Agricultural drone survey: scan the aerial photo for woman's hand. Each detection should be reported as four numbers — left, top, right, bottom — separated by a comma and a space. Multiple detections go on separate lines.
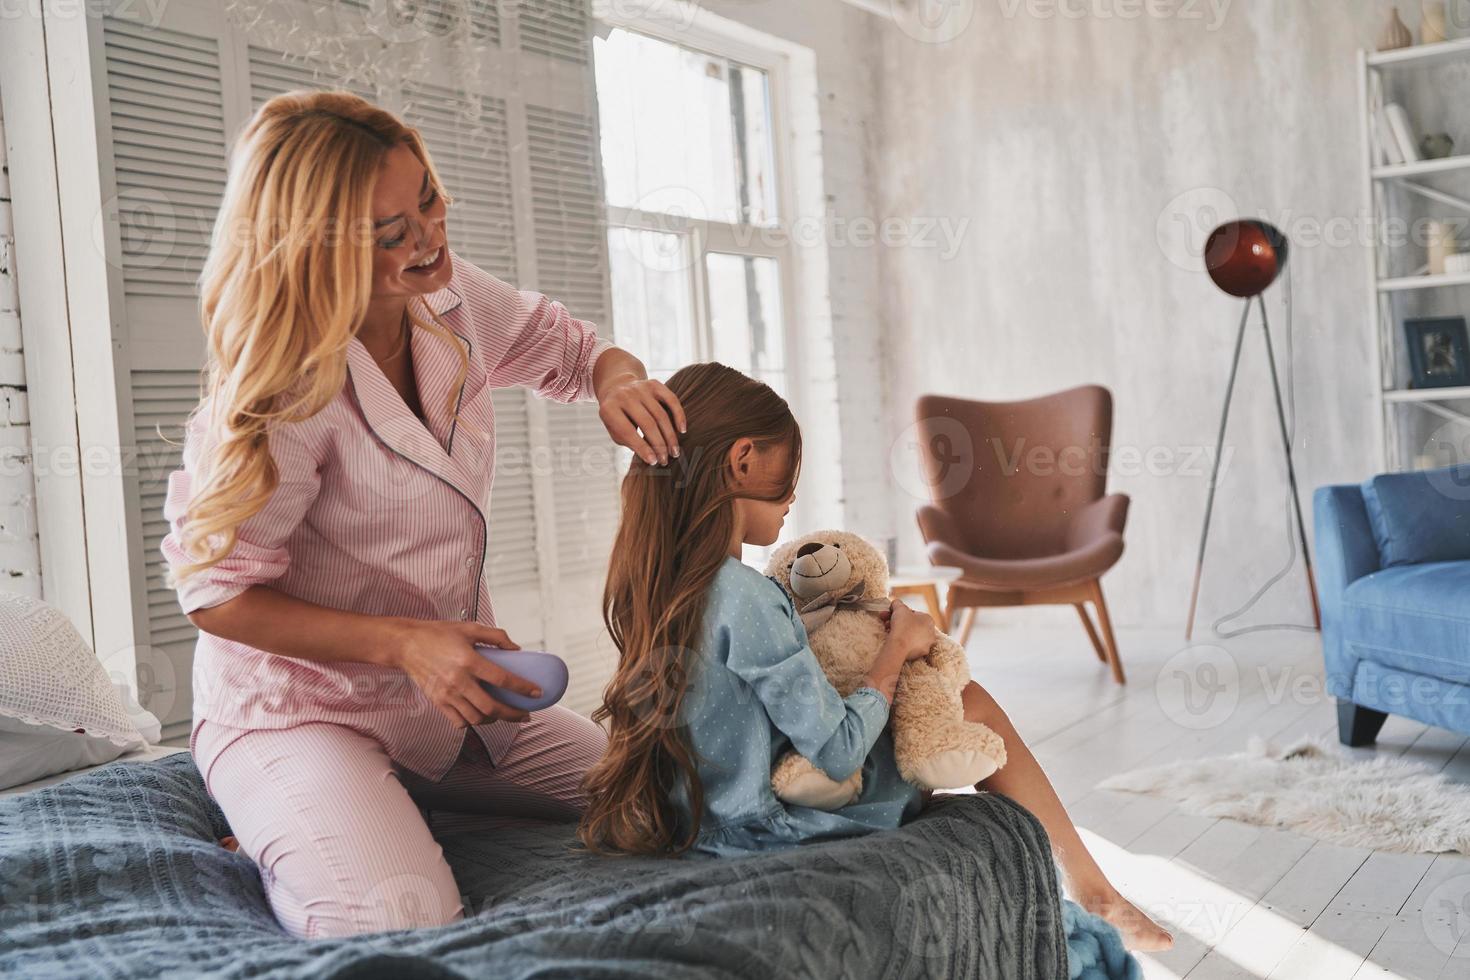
598, 376, 686, 466
387, 620, 542, 727
887, 600, 938, 661
596, 374, 687, 467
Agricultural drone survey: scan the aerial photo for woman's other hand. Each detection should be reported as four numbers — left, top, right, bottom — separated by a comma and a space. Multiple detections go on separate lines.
388, 620, 541, 727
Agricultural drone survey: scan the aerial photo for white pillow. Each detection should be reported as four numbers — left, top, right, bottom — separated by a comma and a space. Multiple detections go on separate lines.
0, 591, 161, 790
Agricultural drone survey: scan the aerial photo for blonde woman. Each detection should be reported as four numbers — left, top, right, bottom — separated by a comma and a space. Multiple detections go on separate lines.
160, 91, 684, 939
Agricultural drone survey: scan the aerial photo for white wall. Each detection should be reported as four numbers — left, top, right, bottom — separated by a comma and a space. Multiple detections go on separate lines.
0, 92, 42, 598
872, 0, 1403, 627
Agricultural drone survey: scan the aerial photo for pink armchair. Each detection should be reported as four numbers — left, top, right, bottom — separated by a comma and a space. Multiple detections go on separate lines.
914, 386, 1130, 683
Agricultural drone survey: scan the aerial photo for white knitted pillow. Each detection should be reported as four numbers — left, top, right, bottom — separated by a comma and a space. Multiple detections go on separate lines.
0, 591, 160, 789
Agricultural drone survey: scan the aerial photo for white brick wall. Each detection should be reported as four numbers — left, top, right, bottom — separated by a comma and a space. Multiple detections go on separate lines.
0, 92, 43, 597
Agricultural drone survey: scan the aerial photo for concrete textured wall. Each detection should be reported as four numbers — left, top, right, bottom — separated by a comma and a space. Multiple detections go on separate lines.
871, 0, 1408, 627
0, 91, 42, 598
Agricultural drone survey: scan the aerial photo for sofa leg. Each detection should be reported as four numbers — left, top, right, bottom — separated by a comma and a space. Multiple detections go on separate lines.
1336, 700, 1388, 747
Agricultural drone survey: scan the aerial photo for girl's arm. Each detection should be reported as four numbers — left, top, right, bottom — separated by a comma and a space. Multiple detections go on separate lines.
725, 593, 935, 782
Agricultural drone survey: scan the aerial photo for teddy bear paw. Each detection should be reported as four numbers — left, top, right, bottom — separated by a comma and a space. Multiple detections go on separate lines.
778, 768, 863, 810
908, 747, 1000, 791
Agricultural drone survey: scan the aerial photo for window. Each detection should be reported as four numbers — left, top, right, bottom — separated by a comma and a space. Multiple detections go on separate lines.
594, 27, 792, 397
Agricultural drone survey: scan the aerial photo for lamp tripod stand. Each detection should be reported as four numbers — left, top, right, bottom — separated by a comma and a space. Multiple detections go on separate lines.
1183, 220, 1322, 641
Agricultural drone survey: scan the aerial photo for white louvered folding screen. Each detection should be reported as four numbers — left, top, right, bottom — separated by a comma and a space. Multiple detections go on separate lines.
89, 0, 623, 728
99, 12, 229, 731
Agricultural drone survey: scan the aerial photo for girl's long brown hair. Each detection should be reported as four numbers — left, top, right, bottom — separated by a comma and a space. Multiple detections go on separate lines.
580, 363, 801, 855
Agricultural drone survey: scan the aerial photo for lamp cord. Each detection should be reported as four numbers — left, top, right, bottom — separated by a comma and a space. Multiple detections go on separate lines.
1210, 258, 1318, 637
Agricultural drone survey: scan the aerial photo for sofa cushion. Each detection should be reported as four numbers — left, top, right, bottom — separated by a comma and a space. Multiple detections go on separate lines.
1342, 562, 1470, 683
1360, 465, 1470, 567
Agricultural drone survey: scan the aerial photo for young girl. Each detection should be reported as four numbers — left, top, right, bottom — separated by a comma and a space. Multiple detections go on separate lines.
579, 363, 1172, 952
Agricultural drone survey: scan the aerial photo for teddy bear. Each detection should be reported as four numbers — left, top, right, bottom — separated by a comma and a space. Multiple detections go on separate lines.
763, 530, 1007, 809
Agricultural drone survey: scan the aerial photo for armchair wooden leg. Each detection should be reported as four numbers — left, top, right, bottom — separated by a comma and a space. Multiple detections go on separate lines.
919, 584, 946, 632
1075, 603, 1107, 663
1086, 579, 1126, 685
957, 607, 977, 647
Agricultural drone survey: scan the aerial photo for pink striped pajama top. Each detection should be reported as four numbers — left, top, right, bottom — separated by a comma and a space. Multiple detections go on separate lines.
161, 251, 612, 781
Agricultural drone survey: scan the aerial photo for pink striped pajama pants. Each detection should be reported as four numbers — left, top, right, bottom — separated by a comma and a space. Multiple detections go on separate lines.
193, 707, 606, 939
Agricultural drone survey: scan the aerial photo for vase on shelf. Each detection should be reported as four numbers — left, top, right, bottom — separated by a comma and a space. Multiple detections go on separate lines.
1421, 133, 1456, 159
1422, 1, 1448, 43
1428, 220, 1458, 275
1379, 6, 1413, 50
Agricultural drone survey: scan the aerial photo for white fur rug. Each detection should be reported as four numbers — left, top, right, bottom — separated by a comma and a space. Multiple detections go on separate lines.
1097, 736, 1470, 854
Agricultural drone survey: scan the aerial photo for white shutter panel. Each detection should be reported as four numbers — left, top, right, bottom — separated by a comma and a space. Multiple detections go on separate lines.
133, 371, 203, 710
247, 46, 375, 106
104, 18, 226, 299
101, 13, 232, 732
485, 389, 541, 593
482, 387, 545, 651
525, 101, 620, 713
517, 0, 590, 65
526, 104, 607, 322
526, 104, 618, 580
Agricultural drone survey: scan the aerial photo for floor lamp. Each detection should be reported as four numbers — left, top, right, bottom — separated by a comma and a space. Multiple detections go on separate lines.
1184, 219, 1322, 640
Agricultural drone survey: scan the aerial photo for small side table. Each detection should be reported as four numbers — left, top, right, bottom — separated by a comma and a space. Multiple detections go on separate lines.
889, 566, 963, 633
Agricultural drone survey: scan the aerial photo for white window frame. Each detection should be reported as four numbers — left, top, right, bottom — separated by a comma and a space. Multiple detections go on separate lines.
594, 4, 842, 540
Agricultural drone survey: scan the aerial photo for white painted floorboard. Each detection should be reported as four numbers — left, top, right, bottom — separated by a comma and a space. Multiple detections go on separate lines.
965, 622, 1470, 980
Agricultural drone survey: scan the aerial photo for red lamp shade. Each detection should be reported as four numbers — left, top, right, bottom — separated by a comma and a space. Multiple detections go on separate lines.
1204, 220, 1289, 298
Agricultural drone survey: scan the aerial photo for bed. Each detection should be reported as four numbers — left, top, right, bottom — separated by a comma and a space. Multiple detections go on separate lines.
0, 751, 1136, 979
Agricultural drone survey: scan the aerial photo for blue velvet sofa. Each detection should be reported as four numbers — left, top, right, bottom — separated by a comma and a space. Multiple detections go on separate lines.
1313, 464, 1470, 746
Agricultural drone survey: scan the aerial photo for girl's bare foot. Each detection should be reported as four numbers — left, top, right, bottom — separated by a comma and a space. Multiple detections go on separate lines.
1079, 890, 1174, 952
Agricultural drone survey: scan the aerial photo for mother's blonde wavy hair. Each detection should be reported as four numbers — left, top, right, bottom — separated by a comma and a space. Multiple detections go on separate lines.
171, 90, 467, 584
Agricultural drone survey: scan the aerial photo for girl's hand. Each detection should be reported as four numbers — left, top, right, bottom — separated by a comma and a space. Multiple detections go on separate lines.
598, 376, 687, 466
887, 600, 938, 661
387, 620, 541, 727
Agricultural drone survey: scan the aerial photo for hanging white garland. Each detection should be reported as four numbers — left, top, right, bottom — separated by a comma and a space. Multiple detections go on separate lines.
224, 0, 497, 128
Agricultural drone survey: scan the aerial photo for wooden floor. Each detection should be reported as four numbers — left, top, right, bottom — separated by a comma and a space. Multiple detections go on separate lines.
965, 620, 1470, 980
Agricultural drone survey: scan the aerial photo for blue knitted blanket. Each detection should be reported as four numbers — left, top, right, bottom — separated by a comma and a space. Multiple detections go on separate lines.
0, 752, 1135, 978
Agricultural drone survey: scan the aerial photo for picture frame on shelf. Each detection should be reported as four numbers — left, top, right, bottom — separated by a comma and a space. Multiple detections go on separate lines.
1404, 316, 1470, 388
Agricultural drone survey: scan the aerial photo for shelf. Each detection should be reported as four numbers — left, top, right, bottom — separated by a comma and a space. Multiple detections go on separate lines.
1384, 386, 1470, 402
1368, 36, 1470, 68
1373, 155, 1470, 179
1377, 271, 1470, 291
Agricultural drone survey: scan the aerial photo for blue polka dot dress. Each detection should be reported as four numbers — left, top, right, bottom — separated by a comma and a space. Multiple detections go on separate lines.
670, 557, 923, 856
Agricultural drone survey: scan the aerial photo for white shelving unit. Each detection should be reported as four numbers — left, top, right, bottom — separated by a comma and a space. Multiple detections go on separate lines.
1359, 38, 1470, 470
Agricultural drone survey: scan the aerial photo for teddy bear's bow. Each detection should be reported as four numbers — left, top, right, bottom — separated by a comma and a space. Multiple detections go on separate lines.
797, 580, 891, 633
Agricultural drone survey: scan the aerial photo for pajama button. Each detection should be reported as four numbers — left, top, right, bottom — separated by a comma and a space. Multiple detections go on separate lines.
464, 555, 475, 567
458, 607, 469, 619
